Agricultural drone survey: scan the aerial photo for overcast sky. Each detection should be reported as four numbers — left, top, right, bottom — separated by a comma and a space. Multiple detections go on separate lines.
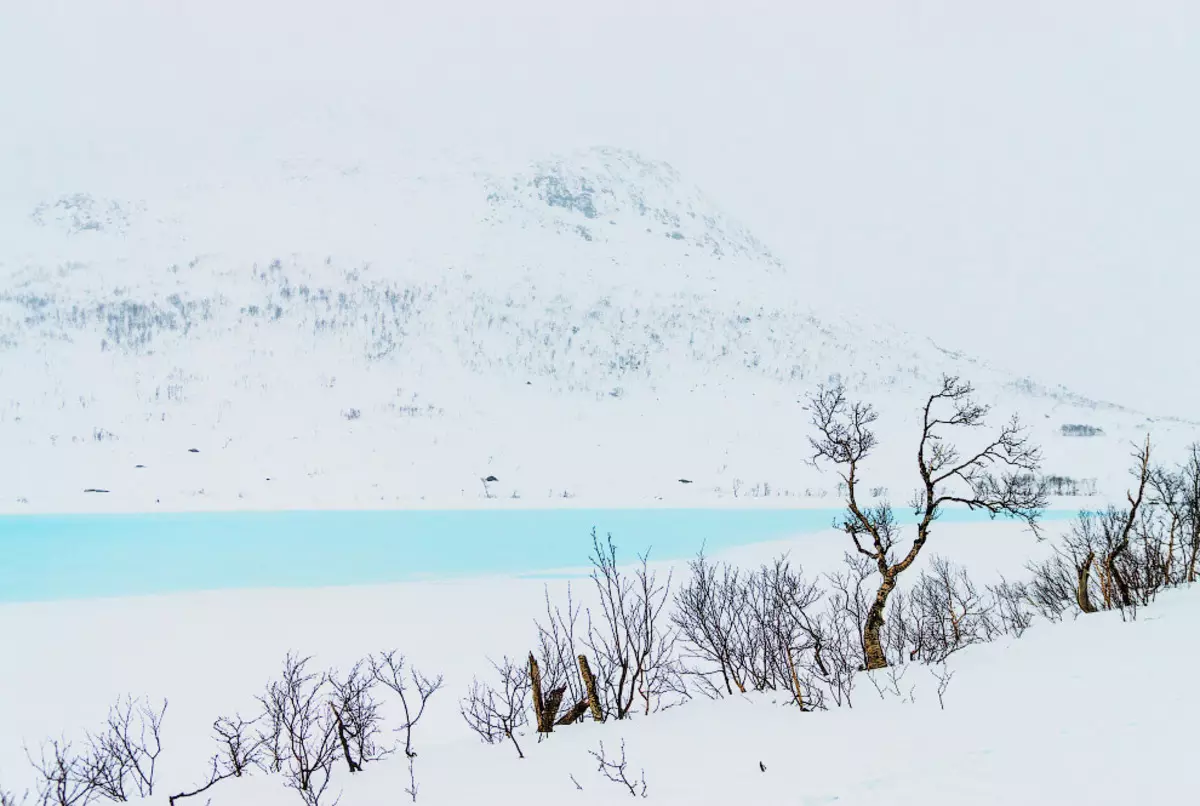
4, 0, 1198, 417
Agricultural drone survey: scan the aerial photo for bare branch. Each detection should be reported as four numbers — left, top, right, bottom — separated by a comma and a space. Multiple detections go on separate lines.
589, 740, 647, 798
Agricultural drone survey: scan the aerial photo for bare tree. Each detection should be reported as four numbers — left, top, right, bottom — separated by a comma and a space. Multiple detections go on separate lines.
908, 557, 996, 662
583, 532, 679, 720
258, 653, 340, 806
0, 788, 28, 806
82, 696, 167, 801
673, 550, 865, 709
460, 656, 530, 759
26, 740, 94, 806
809, 376, 1046, 669
1182, 444, 1200, 584
803, 599, 861, 708
1150, 462, 1186, 585
932, 663, 955, 710
589, 740, 647, 798
329, 661, 387, 773
1151, 442, 1200, 585
823, 553, 874, 669
1099, 438, 1154, 615
1035, 440, 1157, 619
1027, 437, 1196, 622
532, 584, 589, 727
629, 551, 685, 715
866, 661, 914, 703
170, 714, 266, 805
1024, 550, 1078, 622
672, 550, 751, 696
214, 714, 266, 778
988, 577, 1034, 637
673, 550, 870, 709
368, 650, 443, 802
762, 556, 824, 710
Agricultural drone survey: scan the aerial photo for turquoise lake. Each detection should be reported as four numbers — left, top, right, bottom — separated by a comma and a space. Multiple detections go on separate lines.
0, 508, 1078, 603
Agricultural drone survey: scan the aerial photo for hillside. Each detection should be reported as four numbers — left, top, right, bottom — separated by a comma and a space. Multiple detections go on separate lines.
1, 146, 1195, 513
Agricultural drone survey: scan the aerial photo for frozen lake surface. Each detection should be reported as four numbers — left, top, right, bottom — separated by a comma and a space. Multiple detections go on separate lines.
0, 507, 1078, 602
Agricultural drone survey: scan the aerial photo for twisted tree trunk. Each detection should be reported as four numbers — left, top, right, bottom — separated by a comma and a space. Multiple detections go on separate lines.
863, 573, 897, 670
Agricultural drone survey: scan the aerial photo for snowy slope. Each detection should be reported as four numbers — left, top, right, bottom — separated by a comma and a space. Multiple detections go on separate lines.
1, 145, 1196, 513
0, 520, 1195, 805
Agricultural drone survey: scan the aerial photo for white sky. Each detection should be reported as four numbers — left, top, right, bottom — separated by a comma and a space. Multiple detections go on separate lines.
3, 0, 1198, 417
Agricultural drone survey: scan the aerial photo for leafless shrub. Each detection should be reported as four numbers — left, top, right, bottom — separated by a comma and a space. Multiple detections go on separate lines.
170, 714, 265, 805
866, 662, 914, 703
673, 551, 861, 709
881, 587, 916, 664
533, 584, 587, 721
1150, 443, 1200, 586
368, 650, 443, 802
257, 653, 340, 806
583, 532, 682, 720
823, 553, 874, 668
1024, 551, 1077, 622
1060, 424, 1103, 437
1041, 474, 1098, 497
329, 661, 388, 773
988, 577, 1035, 637
806, 601, 861, 708
907, 557, 997, 662
1026, 436, 1200, 624
589, 740, 647, 798
1028, 439, 1167, 621
1180, 444, 1200, 584
515, 534, 684, 732
932, 664, 955, 710
0, 787, 28, 806
672, 550, 751, 697
460, 656, 530, 759
809, 376, 1046, 669
761, 556, 825, 710
26, 739, 93, 806
213, 714, 264, 777
82, 695, 167, 802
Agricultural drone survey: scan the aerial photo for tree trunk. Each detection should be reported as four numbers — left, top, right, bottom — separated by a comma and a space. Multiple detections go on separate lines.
506, 728, 525, 759
1106, 556, 1133, 609
541, 685, 567, 729
330, 703, 360, 772
785, 645, 805, 710
556, 699, 590, 726
863, 573, 897, 670
578, 655, 605, 723
1164, 518, 1177, 584
1076, 551, 1097, 613
528, 653, 551, 733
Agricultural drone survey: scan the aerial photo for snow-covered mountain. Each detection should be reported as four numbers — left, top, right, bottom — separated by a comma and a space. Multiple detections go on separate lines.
1, 146, 1195, 513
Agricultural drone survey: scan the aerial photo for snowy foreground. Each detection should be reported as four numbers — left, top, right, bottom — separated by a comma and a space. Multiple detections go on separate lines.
1, 519, 1194, 805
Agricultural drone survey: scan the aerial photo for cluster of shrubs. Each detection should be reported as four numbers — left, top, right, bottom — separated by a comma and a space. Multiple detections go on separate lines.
460, 378, 1200, 779
8, 652, 441, 806
1026, 441, 1199, 621
1060, 423, 1104, 437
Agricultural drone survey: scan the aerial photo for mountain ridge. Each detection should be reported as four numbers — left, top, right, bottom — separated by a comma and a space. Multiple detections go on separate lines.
1, 146, 1195, 512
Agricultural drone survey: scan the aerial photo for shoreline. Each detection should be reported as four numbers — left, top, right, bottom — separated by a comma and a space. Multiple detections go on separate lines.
0, 495, 1103, 517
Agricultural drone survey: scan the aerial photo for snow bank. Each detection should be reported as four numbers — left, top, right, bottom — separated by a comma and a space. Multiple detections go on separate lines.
2, 519, 1194, 804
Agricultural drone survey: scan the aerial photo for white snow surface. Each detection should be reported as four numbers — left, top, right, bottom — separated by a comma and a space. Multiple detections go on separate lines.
0, 520, 1195, 804
2, 142, 1197, 514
